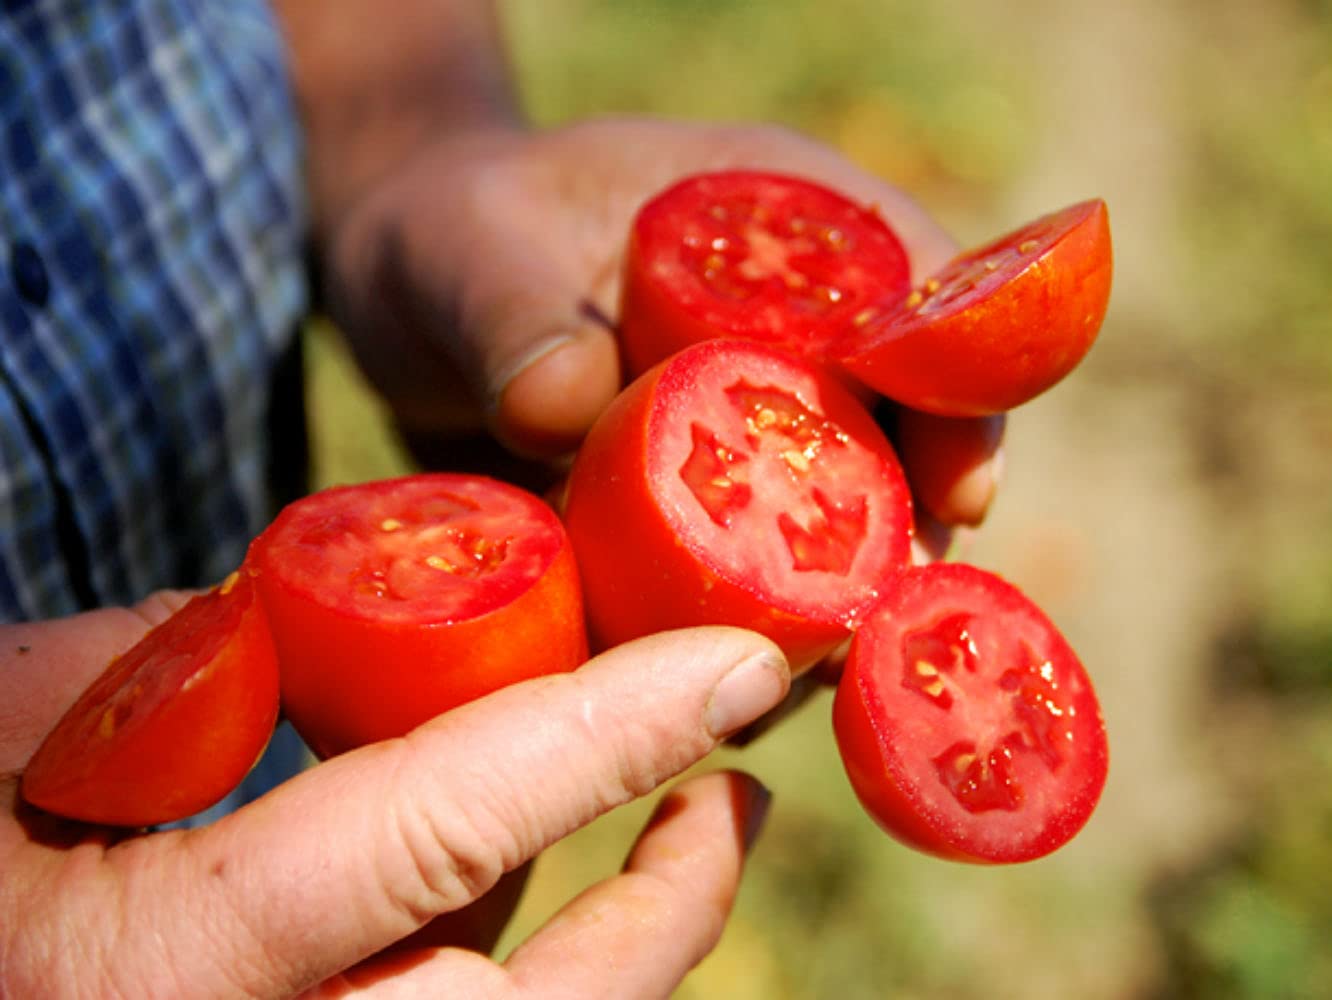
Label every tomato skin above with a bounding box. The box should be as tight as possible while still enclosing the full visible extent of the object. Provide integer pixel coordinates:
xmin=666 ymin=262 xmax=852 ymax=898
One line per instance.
xmin=833 ymin=562 xmax=1108 ymax=863
xmin=619 ymin=170 xmax=912 ymax=380
xmin=833 ymin=199 xmax=1113 ymax=416
xmin=563 ymin=339 xmax=914 ymax=672
xmin=248 ymin=473 xmax=586 ymax=759
xmin=20 ymin=573 xmax=280 ymax=827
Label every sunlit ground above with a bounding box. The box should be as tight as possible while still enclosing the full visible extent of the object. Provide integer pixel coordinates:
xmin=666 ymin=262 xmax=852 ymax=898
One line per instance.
xmin=306 ymin=2 xmax=1332 ymax=996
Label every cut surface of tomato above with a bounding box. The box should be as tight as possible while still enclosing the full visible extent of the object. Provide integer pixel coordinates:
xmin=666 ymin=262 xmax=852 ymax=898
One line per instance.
xmin=564 ymin=339 xmax=913 ymax=670
xmin=833 ymin=199 xmax=1112 ymax=416
xmin=619 ymin=170 xmax=912 ymax=378
xmin=21 ymin=573 xmax=280 ymax=827
xmin=248 ymin=473 xmax=586 ymax=757
xmin=833 ymin=562 xmax=1107 ymax=863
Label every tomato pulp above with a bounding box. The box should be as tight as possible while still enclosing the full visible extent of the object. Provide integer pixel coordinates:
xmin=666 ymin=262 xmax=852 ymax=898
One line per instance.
xmin=21 ymin=573 xmax=280 ymax=827
xmin=563 ymin=339 xmax=914 ymax=671
xmin=619 ymin=170 xmax=912 ymax=379
xmin=248 ymin=473 xmax=586 ymax=758
xmin=833 ymin=563 xmax=1108 ymax=863
xmin=833 ymin=199 xmax=1113 ymax=416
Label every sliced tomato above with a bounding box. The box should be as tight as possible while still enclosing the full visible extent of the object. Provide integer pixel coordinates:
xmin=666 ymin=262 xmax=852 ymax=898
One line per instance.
xmin=21 ymin=573 xmax=280 ymax=827
xmin=833 ymin=562 xmax=1108 ymax=863
xmin=563 ymin=339 xmax=914 ymax=671
xmin=247 ymin=473 xmax=586 ymax=758
xmin=833 ymin=199 xmax=1113 ymax=416
xmin=619 ymin=170 xmax=912 ymax=379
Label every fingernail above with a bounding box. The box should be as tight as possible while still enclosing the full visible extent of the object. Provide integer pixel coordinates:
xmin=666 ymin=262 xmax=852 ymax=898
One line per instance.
xmin=490 ymin=327 xmax=620 ymax=457
xmin=488 ymin=332 xmax=580 ymax=409
xmin=704 ymin=650 xmax=789 ymax=739
xmin=742 ymin=780 xmax=773 ymax=853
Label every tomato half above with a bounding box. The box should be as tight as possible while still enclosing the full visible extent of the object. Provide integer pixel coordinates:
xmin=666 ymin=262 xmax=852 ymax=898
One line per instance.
xmin=833 ymin=199 xmax=1113 ymax=416
xmin=247 ymin=473 xmax=586 ymax=758
xmin=833 ymin=562 xmax=1108 ymax=863
xmin=619 ymin=170 xmax=912 ymax=379
xmin=21 ymin=573 xmax=280 ymax=827
xmin=563 ymin=339 xmax=914 ymax=671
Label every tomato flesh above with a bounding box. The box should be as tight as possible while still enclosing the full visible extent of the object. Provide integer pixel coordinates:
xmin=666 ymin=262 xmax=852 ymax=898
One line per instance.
xmin=619 ymin=170 xmax=912 ymax=379
xmin=833 ymin=562 xmax=1107 ymax=863
xmin=833 ymin=199 xmax=1113 ymax=416
xmin=21 ymin=573 xmax=280 ymax=827
xmin=564 ymin=339 xmax=913 ymax=670
xmin=248 ymin=473 xmax=586 ymax=757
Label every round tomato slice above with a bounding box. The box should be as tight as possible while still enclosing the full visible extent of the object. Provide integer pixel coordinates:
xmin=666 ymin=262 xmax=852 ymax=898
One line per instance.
xmin=833 ymin=562 xmax=1108 ymax=863
xmin=21 ymin=573 xmax=280 ymax=827
xmin=248 ymin=473 xmax=586 ymax=758
xmin=619 ymin=170 xmax=912 ymax=379
xmin=564 ymin=339 xmax=914 ymax=671
xmin=833 ymin=199 xmax=1112 ymax=416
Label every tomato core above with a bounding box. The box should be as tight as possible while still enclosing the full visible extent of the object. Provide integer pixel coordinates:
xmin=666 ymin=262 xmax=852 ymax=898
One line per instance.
xmin=258 ymin=476 xmax=559 ymax=625
xmin=900 ymin=612 xmax=1075 ymax=815
xmin=650 ymin=345 xmax=908 ymax=622
xmin=834 ymin=562 xmax=1108 ymax=863
xmin=620 ymin=171 xmax=912 ymax=376
xmin=680 ymin=197 xmax=862 ymax=315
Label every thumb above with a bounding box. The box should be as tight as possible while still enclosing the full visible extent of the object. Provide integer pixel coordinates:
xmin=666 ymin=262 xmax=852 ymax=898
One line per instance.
xmin=155 ymin=627 xmax=789 ymax=996
xmin=437 ymin=149 xmax=627 ymax=456
xmin=491 ymin=326 xmax=622 ymax=459
xmin=331 ymin=134 xmax=624 ymax=460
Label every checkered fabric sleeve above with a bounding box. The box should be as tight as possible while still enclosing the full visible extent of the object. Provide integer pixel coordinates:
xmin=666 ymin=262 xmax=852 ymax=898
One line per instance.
xmin=0 ymin=0 xmax=309 ymax=620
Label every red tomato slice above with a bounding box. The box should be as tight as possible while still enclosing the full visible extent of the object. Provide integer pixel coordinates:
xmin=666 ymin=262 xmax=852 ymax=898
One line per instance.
xmin=619 ymin=170 xmax=912 ymax=379
xmin=21 ymin=573 xmax=280 ymax=827
xmin=833 ymin=199 xmax=1113 ymax=416
xmin=248 ymin=473 xmax=586 ymax=758
xmin=564 ymin=339 xmax=914 ymax=671
xmin=833 ymin=562 xmax=1108 ymax=863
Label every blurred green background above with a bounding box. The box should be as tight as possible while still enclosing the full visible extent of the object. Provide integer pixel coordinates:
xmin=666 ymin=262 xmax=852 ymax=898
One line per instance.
xmin=305 ymin=1 xmax=1332 ymax=996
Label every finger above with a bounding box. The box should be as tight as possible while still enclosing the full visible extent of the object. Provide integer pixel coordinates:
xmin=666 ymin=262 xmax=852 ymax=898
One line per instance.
xmin=375 ymin=861 xmax=533 ymax=959
xmin=392 ymin=143 xmax=623 ymax=458
xmin=503 ymin=771 xmax=770 ymax=1000
xmin=444 ymin=190 xmax=622 ymax=455
xmin=153 ymin=627 xmax=788 ymax=996
xmin=0 ymin=591 xmax=194 ymax=772
xmin=911 ymin=508 xmax=958 ymax=565
xmin=895 ymin=409 xmax=1006 ymax=528
xmin=488 ymin=302 xmax=622 ymax=458
xmin=315 ymin=772 xmax=770 ymax=1000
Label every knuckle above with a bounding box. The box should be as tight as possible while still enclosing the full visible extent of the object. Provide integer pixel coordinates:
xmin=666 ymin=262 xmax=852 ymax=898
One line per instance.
xmin=378 ymin=743 xmax=518 ymax=923
xmin=567 ymin=677 xmax=704 ymax=804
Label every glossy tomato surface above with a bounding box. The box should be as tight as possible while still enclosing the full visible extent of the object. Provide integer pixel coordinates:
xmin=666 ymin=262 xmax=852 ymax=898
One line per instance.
xmin=564 ymin=339 xmax=914 ymax=671
xmin=248 ymin=473 xmax=585 ymax=758
xmin=833 ymin=562 xmax=1108 ymax=863
xmin=21 ymin=573 xmax=280 ymax=827
xmin=833 ymin=199 xmax=1112 ymax=416
xmin=619 ymin=170 xmax=912 ymax=379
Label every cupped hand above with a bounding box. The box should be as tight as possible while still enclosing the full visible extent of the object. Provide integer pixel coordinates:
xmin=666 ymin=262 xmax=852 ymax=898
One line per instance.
xmin=318 ymin=118 xmax=1003 ymax=530
xmin=0 ymin=601 xmax=789 ymax=998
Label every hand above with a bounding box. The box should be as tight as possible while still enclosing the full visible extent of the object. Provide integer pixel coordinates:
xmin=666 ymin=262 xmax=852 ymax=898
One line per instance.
xmin=0 ymin=600 xmax=789 ymax=997
xmin=276 ymin=1 xmax=1001 ymax=527
xmin=317 ymin=117 xmax=1004 ymax=536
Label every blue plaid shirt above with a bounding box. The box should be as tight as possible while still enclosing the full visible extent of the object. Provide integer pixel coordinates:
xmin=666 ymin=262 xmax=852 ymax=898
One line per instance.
xmin=2 ymin=1 xmax=312 ymax=819
xmin=1 ymin=0 xmax=309 ymax=621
